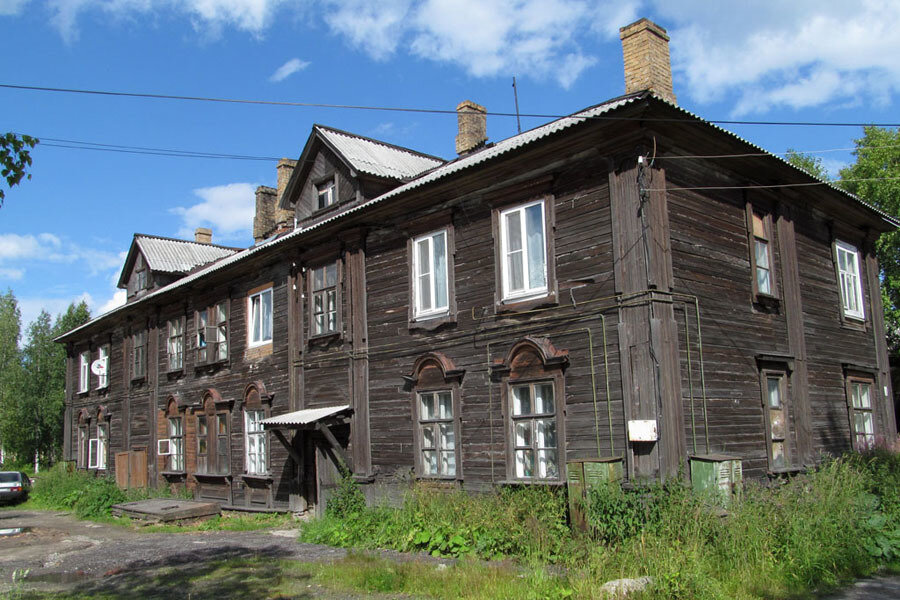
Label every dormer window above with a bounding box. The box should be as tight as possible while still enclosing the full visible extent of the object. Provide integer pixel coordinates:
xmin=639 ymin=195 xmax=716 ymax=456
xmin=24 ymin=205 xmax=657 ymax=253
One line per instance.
xmin=316 ymin=178 xmax=336 ymax=211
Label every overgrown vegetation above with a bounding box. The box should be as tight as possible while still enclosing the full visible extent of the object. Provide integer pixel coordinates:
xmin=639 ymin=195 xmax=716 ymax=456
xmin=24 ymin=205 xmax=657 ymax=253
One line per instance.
xmin=22 ymin=463 xmax=187 ymax=520
xmin=302 ymin=449 xmax=900 ymax=598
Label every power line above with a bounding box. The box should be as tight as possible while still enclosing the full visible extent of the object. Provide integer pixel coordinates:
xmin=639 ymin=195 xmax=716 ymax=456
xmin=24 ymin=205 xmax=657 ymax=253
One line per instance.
xmin=3 ymin=83 xmax=900 ymax=128
xmin=647 ymin=176 xmax=900 ymax=192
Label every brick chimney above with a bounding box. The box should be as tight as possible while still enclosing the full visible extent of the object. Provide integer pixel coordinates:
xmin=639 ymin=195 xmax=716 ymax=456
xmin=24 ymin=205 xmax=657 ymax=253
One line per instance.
xmin=253 ymin=158 xmax=298 ymax=243
xmin=455 ymin=100 xmax=487 ymax=156
xmin=620 ymin=18 xmax=676 ymax=105
xmin=194 ymin=227 xmax=212 ymax=244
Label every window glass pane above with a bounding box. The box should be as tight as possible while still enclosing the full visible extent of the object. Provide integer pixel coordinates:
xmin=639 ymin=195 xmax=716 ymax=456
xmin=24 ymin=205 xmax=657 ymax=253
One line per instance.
xmin=515 ymin=420 xmax=532 ymax=447
xmin=325 ymin=263 xmax=337 ymax=287
xmin=198 ymin=416 xmax=207 ymax=437
xmin=525 ymin=202 xmax=546 ymax=290
xmin=767 ymin=378 xmax=781 ymax=408
xmin=250 ymin=296 xmax=261 ymax=342
xmin=198 ymin=438 xmax=207 ymax=454
xmin=439 ymin=423 xmax=455 ymax=450
xmin=770 ymin=409 xmax=785 ymax=440
xmin=512 ymin=386 xmax=531 ymax=416
xmin=536 ymin=418 xmax=557 ymax=449
xmin=535 ymin=383 xmax=554 ymax=414
xmin=418 ymin=274 xmax=432 ymax=311
xmin=420 ymin=393 xmax=435 ymax=420
xmin=423 ymin=450 xmax=438 ymax=475
xmin=757 ymin=265 xmax=771 ymax=295
xmin=433 ymin=232 xmax=448 ymax=310
xmin=538 ymin=449 xmax=558 ymax=479
xmin=417 ymin=238 xmax=431 ymax=279
xmin=855 ymin=412 xmax=874 ymax=435
xmin=505 ymin=210 xmax=522 ymax=252
xmin=261 ymin=290 xmax=273 ymax=341
xmin=438 ymin=392 xmax=453 ymax=419
xmin=217 ymin=415 xmax=227 ymax=435
xmin=771 ymin=441 xmax=785 ymax=469
xmin=441 ymin=451 xmax=456 ymax=477
xmin=507 ymin=250 xmax=525 ymax=292
xmin=755 ymin=240 xmax=770 ymax=270
xmin=422 ymin=425 xmax=435 ymax=449
xmin=854 ymin=383 xmax=871 ymax=409
xmin=515 ymin=449 xmax=534 ymax=478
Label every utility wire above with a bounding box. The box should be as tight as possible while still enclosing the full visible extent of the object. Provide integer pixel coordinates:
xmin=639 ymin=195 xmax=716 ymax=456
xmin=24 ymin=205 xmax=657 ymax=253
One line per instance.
xmin=647 ymin=177 xmax=900 ymax=192
xmin=3 ymin=83 xmax=900 ymax=128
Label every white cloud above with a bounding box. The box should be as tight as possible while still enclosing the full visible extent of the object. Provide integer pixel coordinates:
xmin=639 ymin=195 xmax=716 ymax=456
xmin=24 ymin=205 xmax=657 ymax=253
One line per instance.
xmin=0 ymin=267 xmax=25 ymax=280
xmin=0 ymin=0 xmax=30 ymax=16
xmin=324 ymin=0 xmax=600 ymax=88
xmin=97 ymin=289 xmax=126 ymax=314
xmin=45 ymin=0 xmax=290 ymax=43
xmin=652 ymin=0 xmax=900 ymax=114
xmin=171 ymin=182 xmax=256 ymax=241
xmin=269 ymin=57 xmax=310 ymax=82
xmin=18 ymin=291 xmax=93 ymax=332
xmin=0 ymin=233 xmax=62 ymax=261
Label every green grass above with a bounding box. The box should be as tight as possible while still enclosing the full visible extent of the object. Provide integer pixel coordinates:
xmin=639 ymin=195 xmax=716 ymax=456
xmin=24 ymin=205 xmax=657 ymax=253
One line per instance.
xmin=300 ymin=450 xmax=900 ymax=599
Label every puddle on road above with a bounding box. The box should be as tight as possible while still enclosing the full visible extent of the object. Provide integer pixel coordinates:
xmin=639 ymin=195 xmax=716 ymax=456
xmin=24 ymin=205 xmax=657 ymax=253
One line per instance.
xmin=0 ymin=527 xmax=29 ymax=536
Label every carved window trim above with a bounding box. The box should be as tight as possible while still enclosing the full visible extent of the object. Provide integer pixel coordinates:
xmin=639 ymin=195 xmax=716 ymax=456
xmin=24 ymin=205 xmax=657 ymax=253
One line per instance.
xmin=492 ymin=338 xmax=568 ymax=483
xmin=407 ymin=353 xmax=464 ymax=481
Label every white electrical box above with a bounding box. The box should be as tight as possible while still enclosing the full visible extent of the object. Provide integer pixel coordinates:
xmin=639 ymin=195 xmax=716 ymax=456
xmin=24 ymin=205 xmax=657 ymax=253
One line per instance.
xmin=628 ymin=419 xmax=658 ymax=442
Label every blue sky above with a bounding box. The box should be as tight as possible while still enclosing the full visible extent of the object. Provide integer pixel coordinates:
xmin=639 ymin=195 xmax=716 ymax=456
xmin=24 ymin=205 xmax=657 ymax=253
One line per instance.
xmin=1 ymin=0 xmax=899 ymax=335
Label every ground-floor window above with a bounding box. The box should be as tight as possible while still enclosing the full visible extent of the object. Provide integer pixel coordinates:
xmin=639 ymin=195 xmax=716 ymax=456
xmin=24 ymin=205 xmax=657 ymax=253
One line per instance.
xmin=510 ymin=381 xmax=558 ymax=479
xmin=847 ymin=376 xmax=876 ymax=450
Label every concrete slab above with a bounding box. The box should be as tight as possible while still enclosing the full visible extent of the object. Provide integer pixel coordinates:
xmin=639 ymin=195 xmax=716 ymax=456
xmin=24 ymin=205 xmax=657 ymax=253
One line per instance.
xmin=110 ymin=499 xmax=220 ymax=522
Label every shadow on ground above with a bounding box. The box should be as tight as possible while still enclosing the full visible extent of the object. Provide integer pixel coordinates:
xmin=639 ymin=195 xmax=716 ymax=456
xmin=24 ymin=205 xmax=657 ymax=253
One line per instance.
xmin=23 ymin=544 xmax=316 ymax=600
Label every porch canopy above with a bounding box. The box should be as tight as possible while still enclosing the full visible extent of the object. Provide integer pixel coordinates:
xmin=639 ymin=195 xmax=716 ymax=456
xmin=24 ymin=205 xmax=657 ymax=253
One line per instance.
xmin=261 ymin=405 xmax=352 ymax=469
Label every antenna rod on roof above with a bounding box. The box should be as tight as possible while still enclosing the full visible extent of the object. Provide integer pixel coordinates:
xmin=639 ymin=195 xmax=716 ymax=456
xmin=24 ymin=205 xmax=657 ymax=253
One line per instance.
xmin=512 ymin=77 xmax=522 ymax=134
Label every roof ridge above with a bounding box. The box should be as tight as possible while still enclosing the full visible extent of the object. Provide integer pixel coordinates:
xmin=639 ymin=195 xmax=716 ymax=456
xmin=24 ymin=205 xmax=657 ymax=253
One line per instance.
xmin=314 ymin=124 xmax=446 ymax=163
xmin=134 ymin=232 xmax=243 ymax=251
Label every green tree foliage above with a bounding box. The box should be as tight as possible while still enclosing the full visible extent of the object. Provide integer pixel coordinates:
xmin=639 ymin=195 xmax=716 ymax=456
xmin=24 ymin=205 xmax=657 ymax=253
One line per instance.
xmin=785 ymin=148 xmax=831 ymax=181
xmin=0 ymin=132 xmax=38 ymax=206
xmin=838 ymin=127 xmax=900 ymax=352
xmin=0 ymin=290 xmax=23 ymax=464
xmin=0 ymin=297 xmax=90 ymax=466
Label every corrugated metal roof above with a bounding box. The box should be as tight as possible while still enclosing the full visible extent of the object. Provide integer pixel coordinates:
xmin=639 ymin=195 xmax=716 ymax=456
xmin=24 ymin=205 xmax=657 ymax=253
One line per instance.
xmin=261 ymin=405 xmax=351 ymax=427
xmin=57 ymin=91 xmax=898 ymax=342
xmin=136 ymin=235 xmax=238 ymax=274
xmin=317 ymin=126 xmax=444 ymax=180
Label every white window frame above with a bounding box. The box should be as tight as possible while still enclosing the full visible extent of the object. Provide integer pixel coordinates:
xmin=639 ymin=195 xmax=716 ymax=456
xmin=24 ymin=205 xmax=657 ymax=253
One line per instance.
xmin=88 ymin=438 xmax=100 ymax=469
xmin=157 ymin=439 xmax=172 ymax=456
xmin=248 ymin=288 xmax=273 ymax=347
xmin=316 ymin=178 xmax=336 ymax=211
xmin=79 ymin=350 xmax=90 ymax=393
xmin=96 ymin=345 xmax=109 ymax=389
xmin=244 ymin=410 xmax=267 ymax=475
xmin=167 ymin=318 xmax=184 ymax=371
xmin=311 ymin=265 xmax=338 ymax=336
xmin=412 ymin=230 xmax=450 ymax=319
xmin=499 ymin=200 xmax=548 ymax=301
xmin=835 ymin=240 xmax=865 ymax=320
xmin=97 ymin=423 xmax=108 ymax=470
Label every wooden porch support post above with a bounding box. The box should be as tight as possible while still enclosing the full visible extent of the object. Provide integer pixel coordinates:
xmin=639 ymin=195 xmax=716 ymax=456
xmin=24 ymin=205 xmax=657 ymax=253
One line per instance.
xmin=271 ymin=429 xmax=303 ymax=465
xmin=609 ymin=152 xmax=685 ymax=481
xmin=316 ymin=421 xmax=351 ymax=470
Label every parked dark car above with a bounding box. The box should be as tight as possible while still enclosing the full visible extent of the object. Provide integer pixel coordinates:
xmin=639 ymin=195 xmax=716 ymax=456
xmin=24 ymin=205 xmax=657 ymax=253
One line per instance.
xmin=0 ymin=472 xmax=31 ymax=504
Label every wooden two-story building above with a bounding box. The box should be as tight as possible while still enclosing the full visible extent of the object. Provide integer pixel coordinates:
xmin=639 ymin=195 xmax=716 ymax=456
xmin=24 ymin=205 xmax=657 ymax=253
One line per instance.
xmin=58 ymin=18 xmax=897 ymax=512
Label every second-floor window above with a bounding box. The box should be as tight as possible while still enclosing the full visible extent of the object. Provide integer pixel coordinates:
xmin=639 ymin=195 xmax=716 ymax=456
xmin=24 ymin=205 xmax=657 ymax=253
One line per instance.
xmin=197 ymin=302 xmax=228 ymax=363
xmin=749 ymin=211 xmax=775 ymax=297
xmin=167 ymin=318 xmax=184 ymax=371
xmin=836 ymin=241 xmax=865 ymax=320
xmin=97 ymin=344 xmax=109 ymax=389
xmin=79 ymin=350 xmax=90 ymax=393
xmin=311 ymin=264 xmax=338 ymax=336
xmin=132 ymin=331 xmax=146 ymax=379
xmin=500 ymin=200 xmax=547 ymax=301
xmin=248 ymin=289 xmax=273 ymax=346
xmin=412 ymin=230 xmax=449 ymax=319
